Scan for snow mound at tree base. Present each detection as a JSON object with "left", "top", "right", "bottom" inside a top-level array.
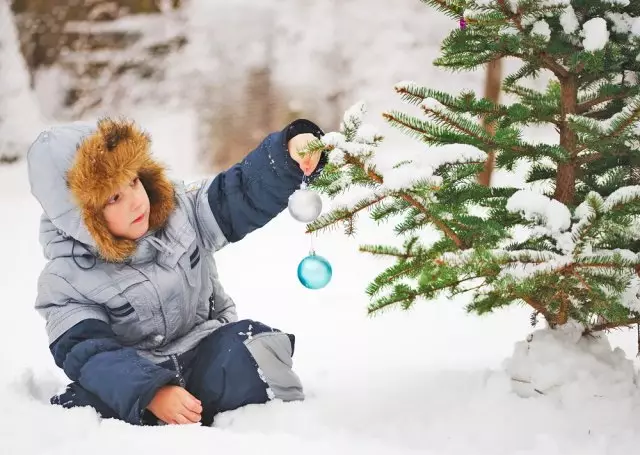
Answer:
[{"left": 505, "top": 320, "right": 639, "bottom": 402}]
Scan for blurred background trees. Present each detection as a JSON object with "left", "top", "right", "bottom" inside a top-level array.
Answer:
[{"left": 2, "top": 0, "right": 506, "bottom": 174}]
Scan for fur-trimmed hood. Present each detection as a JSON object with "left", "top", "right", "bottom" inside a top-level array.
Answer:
[{"left": 28, "top": 118, "right": 176, "bottom": 262}]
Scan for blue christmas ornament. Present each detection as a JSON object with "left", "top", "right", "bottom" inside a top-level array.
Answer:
[{"left": 297, "top": 252, "right": 332, "bottom": 289}]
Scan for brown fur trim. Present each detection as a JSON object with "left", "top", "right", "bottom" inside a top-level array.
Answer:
[{"left": 66, "top": 118, "right": 175, "bottom": 262}]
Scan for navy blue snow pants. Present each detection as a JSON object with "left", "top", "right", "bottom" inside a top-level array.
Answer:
[{"left": 50, "top": 320, "right": 301, "bottom": 426}]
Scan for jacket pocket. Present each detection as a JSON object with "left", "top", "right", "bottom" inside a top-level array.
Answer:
[{"left": 102, "top": 281, "right": 156, "bottom": 344}]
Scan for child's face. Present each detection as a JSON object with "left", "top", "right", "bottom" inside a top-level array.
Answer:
[{"left": 103, "top": 176, "right": 150, "bottom": 240}]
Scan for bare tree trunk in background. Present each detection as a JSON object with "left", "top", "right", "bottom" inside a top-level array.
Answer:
[
  {"left": 11, "top": 0, "right": 179, "bottom": 72},
  {"left": 326, "top": 0, "right": 349, "bottom": 131},
  {"left": 205, "top": 29, "right": 296, "bottom": 172},
  {"left": 196, "top": 5, "right": 310, "bottom": 173},
  {"left": 477, "top": 58, "right": 502, "bottom": 187},
  {"left": 11, "top": 0, "right": 184, "bottom": 117},
  {"left": 0, "top": 0, "right": 42, "bottom": 163}
]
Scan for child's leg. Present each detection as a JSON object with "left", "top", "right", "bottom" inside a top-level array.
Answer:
[
  {"left": 51, "top": 382, "right": 160, "bottom": 425},
  {"left": 51, "top": 382, "right": 131, "bottom": 421},
  {"left": 186, "top": 319, "right": 304, "bottom": 426}
]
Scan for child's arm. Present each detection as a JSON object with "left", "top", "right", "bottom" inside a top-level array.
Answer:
[
  {"left": 37, "top": 272, "right": 193, "bottom": 425},
  {"left": 185, "top": 119, "right": 326, "bottom": 250}
]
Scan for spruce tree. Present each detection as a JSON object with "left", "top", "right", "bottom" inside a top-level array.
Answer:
[{"left": 303, "top": 0, "right": 640, "bottom": 334}]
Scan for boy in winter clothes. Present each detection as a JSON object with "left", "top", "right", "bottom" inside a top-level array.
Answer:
[{"left": 27, "top": 117, "right": 326, "bottom": 426}]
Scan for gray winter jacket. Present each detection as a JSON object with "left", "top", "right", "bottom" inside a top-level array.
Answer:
[{"left": 28, "top": 119, "right": 324, "bottom": 364}]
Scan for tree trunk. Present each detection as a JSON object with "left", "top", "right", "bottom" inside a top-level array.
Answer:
[
  {"left": 477, "top": 58, "right": 503, "bottom": 187},
  {"left": 554, "top": 76, "right": 578, "bottom": 205},
  {"left": 0, "top": 0, "right": 42, "bottom": 162},
  {"left": 11, "top": 0, "right": 184, "bottom": 117}
]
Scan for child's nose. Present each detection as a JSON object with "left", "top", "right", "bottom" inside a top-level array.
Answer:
[
  {"left": 127, "top": 188, "right": 142, "bottom": 212},
  {"left": 131, "top": 196, "right": 143, "bottom": 212}
]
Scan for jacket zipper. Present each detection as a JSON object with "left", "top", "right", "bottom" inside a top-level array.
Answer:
[
  {"left": 128, "top": 263, "right": 169, "bottom": 341},
  {"left": 170, "top": 354, "right": 186, "bottom": 387}
]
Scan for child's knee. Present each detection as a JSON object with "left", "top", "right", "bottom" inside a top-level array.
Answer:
[
  {"left": 228, "top": 319, "right": 302, "bottom": 399},
  {"left": 230, "top": 319, "right": 279, "bottom": 339},
  {"left": 243, "top": 330, "right": 304, "bottom": 403},
  {"left": 223, "top": 319, "right": 296, "bottom": 353},
  {"left": 194, "top": 319, "right": 303, "bottom": 407}
]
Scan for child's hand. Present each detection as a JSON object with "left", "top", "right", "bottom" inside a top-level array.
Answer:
[
  {"left": 147, "top": 385, "right": 202, "bottom": 425},
  {"left": 288, "top": 133, "right": 322, "bottom": 176}
]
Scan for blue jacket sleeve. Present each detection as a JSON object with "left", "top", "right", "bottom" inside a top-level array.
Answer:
[
  {"left": 50, "top": 319, "right": 180, "bottom": 425},
  {"left": 207, "top": 119, "right": 327, "bottom": 242}
]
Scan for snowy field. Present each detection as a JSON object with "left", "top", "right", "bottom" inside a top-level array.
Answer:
[{"left": 1, "top": 110, "right": 640, "bottom": 455}]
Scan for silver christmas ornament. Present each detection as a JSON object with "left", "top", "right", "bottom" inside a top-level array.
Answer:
[{"left": 288, "top": 186, "right": 322, "bottom": 223}]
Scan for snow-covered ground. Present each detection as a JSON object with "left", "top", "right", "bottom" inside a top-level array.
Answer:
[{"left": 2, "top": 110, "right": 640, "bottom": 455}]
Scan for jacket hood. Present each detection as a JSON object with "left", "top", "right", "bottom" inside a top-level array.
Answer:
[{"left": 28, "top": 119, "right": 176, "bottom": 262}]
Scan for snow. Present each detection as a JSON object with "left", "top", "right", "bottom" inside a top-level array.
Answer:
[
  {"left": 582, "top": 18, "right": 610, "bottom": 51},
  {"left": 505, "top": 0, "right": 519, "bottom": 13},
  {"left": 606, "top": 12, "right": 634, "bottom": 34},
  {"left": 326, "top": 147, "right": 346, "bottom": 166},
  {"left": 603, "top": 186, "right": 640, "bottom": 212},
  {"left": 421, "top": 97, "right": 444, "bottom": 111},
  {"left": 571, "top": 96, "right": 640, "bottom": 141},
  {"left": 355, "top": 124, "right": 380, "bottom": 144},
  {"left": 498, "top": 186, "right": 640, "bottom": 279},
  {"left": 342, "top": 101, "right": 367, "bottom": 133},
  {"left": 532, "top": 21, "right": 552, "bottom": 41},
  {"left": 506, "top": 190, "right": 572, "bottom": 233},
  {"left": 379, "top": 163, "right": 440, "bottom": 192},
  {"left": 621, "top": 276, "right": 640, "bottom": 312},
  {"left": 321, "top": 132, "right": 346, "bottom": 150},
  {"left": 604, "top": 0, "right": 630, "bottom": 6},
  {"left": 394, "top": 80, "right": 418, "bottom": 91},
  {"left": 633, "top": 18, "right": 640, "bottom": 37},
  {"left": 506, "top": 320, "right": 637, "bottom": 400},
  {"left": 560, "top": 6, "right": 579, "bottom": 35}
]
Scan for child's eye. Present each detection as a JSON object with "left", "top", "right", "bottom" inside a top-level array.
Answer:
[
  {"left": 131, "top": 177, "right": 140, "bottom": 187},
  {"left": 107, "top": 194, "right": 120, "bottom": 205}
]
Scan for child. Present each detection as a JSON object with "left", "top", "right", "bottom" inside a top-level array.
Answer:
[{"left": 27, "top": 117, "right": 326, "bottom": 426}]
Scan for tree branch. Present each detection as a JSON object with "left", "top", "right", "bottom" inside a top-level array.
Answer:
[
  {"left": 577, "top": 147, "right": 632, "bottom": 165},
  {"left": 342, "top": 153, "right": 467, "bottom": 249},
  {"left": 558, "top": 292, "right": 569, "bottom": 325},
  {"left": 521, "top": 295, "right": 554, "bottom": 324},
  {"left": 586, "top": 317, "right": 640, "bottom": 334},
  {"left": 305, "top": 193, "right": 387, "bottom": 234},
  {"left": 401, "top": 192, "right": 467, "bottom": 249},
  {"left": 578, "top": 105, "right": 640, "bottom": 164},
  {"left": 416, "top": 107, "right": 546, "bottom": 156},
  {"left": 359, "top": 246, "right": 418, "bottom": 260},
  {"left": 577, "top": 91, "right": 632, "bottom": 114},
  {"left": 608, "top": 106, "right": 640, "bottom": 139},
  {"left": 496, "top": 0, "right": 569, "bottom": 79}
]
